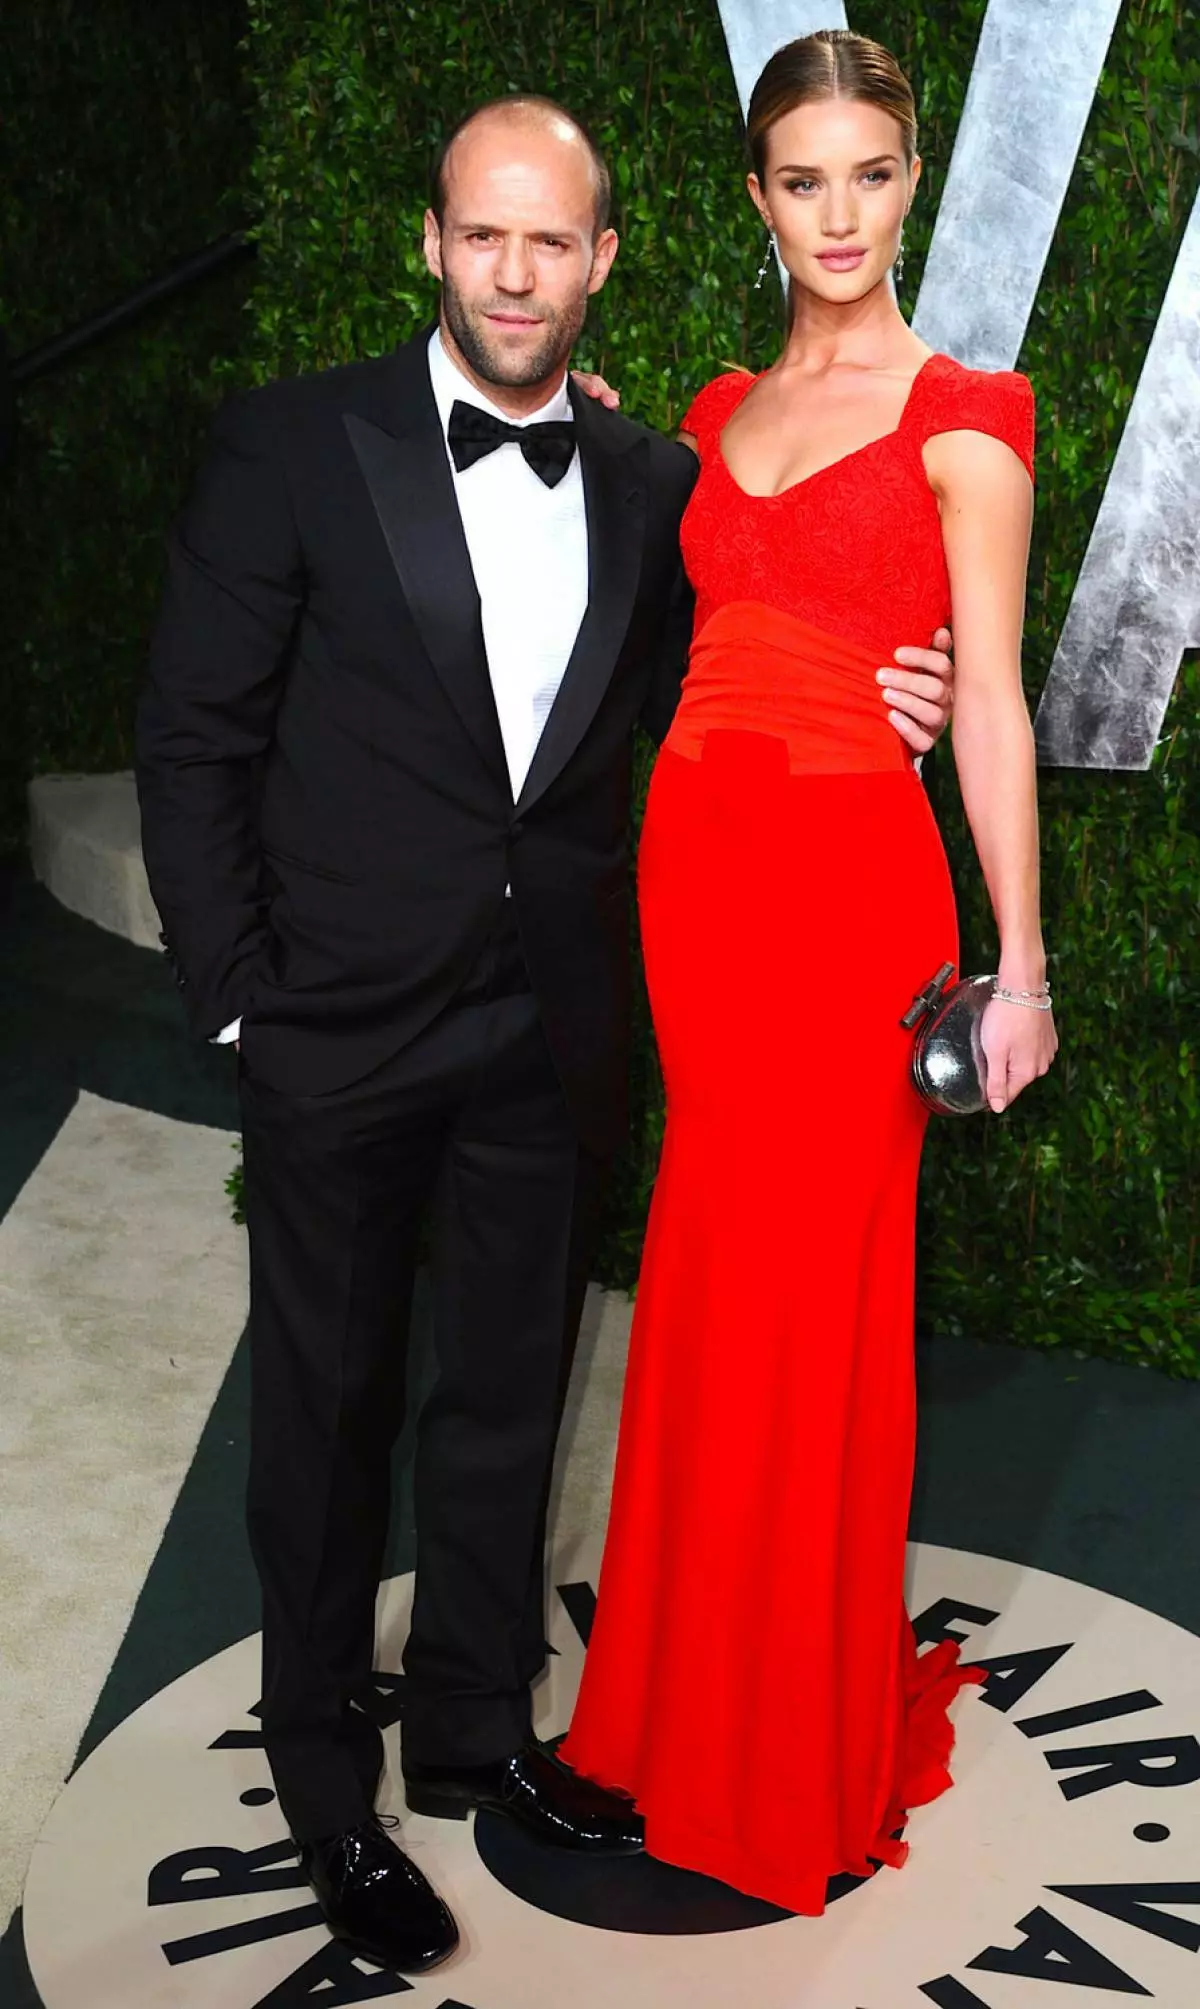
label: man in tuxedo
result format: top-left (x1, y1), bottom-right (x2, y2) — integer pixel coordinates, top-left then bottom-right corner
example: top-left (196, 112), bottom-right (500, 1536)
top-left (137, 94), bottom-right (954, 1974)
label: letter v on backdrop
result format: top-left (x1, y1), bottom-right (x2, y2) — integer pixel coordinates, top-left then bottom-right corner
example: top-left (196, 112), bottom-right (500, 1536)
top-left (714, 0), bottom-right (1199, 770)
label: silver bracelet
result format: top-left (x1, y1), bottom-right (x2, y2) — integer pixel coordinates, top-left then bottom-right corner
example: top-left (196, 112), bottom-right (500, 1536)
top-left (993, 983), bottom-right (1053, 1010)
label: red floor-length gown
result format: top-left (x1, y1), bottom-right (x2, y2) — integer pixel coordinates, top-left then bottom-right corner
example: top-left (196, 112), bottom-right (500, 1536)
top-left (559, 354), bottom-right (1036, 1915)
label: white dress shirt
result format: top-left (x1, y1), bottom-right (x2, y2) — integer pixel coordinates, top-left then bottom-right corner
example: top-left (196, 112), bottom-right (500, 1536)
top-left (214, 329), bottom-right (588, 1045)
top-left (427, 326), bottom-right (588, 798)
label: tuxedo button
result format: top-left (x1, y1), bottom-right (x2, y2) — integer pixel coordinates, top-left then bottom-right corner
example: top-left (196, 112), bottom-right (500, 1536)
top-left (511, 820), bottom-right (524, 838)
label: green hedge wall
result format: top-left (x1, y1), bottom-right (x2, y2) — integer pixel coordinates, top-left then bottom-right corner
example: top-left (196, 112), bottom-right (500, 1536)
top-left (0, 0), bottom-right (252, 854)
top-left (14, 0), bottom-right (1195, 1372)
top-left (239, 0), bottom-right (1199, 1373)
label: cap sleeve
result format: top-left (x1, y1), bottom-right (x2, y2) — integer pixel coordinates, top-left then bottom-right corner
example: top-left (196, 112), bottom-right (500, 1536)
top-left (680, 371), bottom-right (754, 459)
top-left (919, 366), bottom-right (1036, 483)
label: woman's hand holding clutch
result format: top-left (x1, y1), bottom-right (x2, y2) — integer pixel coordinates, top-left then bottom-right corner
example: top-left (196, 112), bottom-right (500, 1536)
top-left (980, 994), bottom-right (1058, 1113)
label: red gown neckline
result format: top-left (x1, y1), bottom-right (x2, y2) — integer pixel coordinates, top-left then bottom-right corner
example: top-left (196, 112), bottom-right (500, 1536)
top-left (712, 350), bottom-right (943, 502)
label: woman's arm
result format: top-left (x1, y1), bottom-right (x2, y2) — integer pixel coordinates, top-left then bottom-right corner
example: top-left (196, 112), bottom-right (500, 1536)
top-left (924, 426), bottom-right (1058, 1110)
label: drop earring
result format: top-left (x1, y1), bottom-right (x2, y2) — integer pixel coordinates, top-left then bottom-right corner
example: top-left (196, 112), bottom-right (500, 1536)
top-left (754, 229), bottom-right (775, 290)
top-left (894, 228), bottom-right (906, 286)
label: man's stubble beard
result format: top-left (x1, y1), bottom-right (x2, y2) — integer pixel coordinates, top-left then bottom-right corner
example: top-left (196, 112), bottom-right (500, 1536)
top-left (441, 269), bottom-right (590, 390)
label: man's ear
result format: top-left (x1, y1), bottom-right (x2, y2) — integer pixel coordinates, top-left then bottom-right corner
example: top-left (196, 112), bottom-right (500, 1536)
top-left (587, 227), bottom-right (620, 297)
top-left (423, 208), bottom-right (444, 281)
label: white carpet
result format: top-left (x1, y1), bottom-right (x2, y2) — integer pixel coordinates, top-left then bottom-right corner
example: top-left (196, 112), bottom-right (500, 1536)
top-left (0, 1087), bottom-right (634, 1939)
top-left (0, 1093), bottom-right (247, 1934)
top-left (550, 1280), bottom-right (631, 1543)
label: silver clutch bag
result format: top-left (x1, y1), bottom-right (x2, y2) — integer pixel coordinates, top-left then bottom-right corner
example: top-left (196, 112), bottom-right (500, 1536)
top-left (901, 963), bottom-right (995, 1115)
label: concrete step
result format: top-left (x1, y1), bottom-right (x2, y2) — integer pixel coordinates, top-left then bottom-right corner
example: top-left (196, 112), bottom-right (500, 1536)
top-left (28, 772), bottom-right (160, 950)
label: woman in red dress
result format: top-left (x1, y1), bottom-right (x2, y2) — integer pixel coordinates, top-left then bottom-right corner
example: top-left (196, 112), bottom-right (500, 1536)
top-left (559, 31), bottom-right (1058, 1914)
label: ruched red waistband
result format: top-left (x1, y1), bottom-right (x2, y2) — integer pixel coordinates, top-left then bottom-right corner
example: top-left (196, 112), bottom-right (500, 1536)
top-left (664, 600), bottom-right (912, 776)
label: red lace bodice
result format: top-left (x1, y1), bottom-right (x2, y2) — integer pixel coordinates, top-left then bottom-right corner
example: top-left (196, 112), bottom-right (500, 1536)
top-left (680, 352), bottom-right (1035, 661)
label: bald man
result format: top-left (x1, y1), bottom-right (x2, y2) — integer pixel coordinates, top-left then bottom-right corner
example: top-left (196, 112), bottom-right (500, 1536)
top-left (136, 94), bottom-right (955, 1972)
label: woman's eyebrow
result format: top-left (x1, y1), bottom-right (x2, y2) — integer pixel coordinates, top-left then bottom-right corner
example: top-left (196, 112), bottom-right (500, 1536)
top-left (774, 153), bottom-right (901, 172)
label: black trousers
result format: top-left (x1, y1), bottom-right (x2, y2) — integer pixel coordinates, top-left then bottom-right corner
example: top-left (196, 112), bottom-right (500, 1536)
top-left (238, 907), bottom-right (607, 1841)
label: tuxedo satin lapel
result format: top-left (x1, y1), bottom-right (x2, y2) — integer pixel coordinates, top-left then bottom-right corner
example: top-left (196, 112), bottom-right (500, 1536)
top-left (516, 393), bottom-right (648, 816)
top-left (343, 344), bottom-right (507, 785)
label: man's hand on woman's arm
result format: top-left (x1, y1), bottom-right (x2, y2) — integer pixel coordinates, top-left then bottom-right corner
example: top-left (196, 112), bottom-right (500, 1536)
top-left (880, 626), bottom-right (955, 755)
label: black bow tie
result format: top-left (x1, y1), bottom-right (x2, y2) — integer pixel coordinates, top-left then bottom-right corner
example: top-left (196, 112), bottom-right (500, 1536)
top-left (447, 400), bottom-right (577, 489)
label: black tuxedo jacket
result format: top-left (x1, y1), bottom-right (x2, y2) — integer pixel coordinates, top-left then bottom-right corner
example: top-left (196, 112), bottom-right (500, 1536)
top-left (136, 331), bottom-right (699, 1155)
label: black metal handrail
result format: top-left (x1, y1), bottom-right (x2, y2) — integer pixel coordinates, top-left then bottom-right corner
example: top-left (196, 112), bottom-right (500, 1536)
top-left (9, 231), bottom-right (255, 386)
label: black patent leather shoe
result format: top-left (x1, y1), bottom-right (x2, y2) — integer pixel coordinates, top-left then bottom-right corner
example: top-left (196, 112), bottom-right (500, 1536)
top-left (299, 1817), bottom-right (459, 1974)
top-left (403, 1739), bottom-right (644, 1853)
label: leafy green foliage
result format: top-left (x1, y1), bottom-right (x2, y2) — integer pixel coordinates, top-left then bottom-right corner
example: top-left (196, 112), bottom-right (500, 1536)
top-left (242, 0), bottom-right (1198, 1370)
top-left (241, 0), bottom-right (786, 397)
top-left (0, 0), bottom-right (252, 852)
top-left (9, 0), bottom-right (1200, 1371)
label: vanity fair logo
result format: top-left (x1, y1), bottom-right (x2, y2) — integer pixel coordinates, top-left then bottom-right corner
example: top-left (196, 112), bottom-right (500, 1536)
top-left (21, 1540), bottom-right (1200, 2009)
top-left (717, 0), bottom-right (1200, 772)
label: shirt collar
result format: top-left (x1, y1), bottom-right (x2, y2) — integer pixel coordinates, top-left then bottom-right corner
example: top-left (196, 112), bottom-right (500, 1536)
top-left (427, 326), bottom-right (572, 438)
